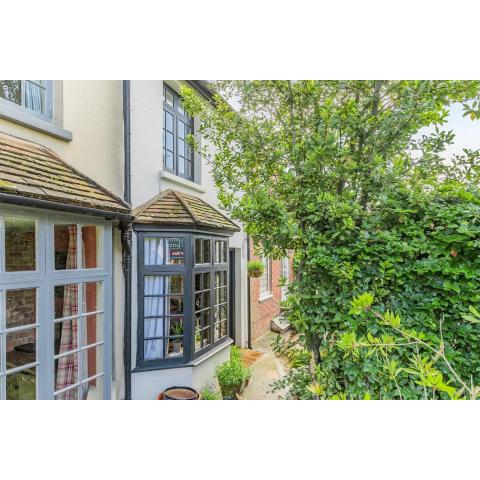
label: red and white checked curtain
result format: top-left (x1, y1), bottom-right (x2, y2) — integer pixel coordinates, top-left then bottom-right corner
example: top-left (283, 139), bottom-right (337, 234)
top-left (55, 226), bottom-right (79, 400)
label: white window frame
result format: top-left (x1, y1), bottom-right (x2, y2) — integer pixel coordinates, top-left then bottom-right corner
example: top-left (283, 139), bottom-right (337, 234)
top-left (0, 80), bottom-right (53, 120)
top-left (259, 257), bottom-right (273, 301)
top-left (0, 205), bottom-right (113, 400)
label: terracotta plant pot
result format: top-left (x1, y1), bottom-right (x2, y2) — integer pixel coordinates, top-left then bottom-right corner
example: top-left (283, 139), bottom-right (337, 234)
top-left (157, 386), bottom-right (199, 400)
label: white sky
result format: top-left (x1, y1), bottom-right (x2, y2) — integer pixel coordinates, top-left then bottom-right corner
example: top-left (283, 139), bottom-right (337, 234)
top-left (420, 102), bottom-right (480, 158)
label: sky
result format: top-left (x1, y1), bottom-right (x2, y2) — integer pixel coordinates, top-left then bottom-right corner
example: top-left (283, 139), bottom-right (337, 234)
top-left (419, 102), bottom-right (480, 159)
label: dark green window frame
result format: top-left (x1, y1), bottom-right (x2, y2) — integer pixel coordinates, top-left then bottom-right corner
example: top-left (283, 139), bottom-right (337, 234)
top-left (163, 84), bottom-right (194, 181)
top-left (136, 229), bottom-right (230, 370)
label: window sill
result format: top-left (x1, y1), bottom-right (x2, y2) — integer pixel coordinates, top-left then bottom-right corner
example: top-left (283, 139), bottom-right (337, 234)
top-left (132, 338), bottom-right (233, 373)
top-left (259, 293), bottom-right (274, 302)
top-left (160, 170), bottom-right (206, 193)
top-left (0, 102), bottom-right (72, 141)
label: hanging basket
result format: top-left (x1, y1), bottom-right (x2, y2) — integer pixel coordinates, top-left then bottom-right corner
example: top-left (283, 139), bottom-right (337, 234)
top-left (247, 260), bottom-right (265, 278)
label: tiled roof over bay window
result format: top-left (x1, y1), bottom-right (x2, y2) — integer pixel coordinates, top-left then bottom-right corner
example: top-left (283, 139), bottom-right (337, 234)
top-left (134, 189), bottom-right (240, 233)
top-left (0, 132), bottom-right (130, 216)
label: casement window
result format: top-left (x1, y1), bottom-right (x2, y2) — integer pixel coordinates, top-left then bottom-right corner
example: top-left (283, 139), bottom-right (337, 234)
top-left (0, 208), bottom-right (112, 400)
top-left (163, 84), bottom-right (194, 181)
top-left (259, 257), bottom-right (272, 299)
top-left (0, 80), bottom-right (52, 119)
top-left (138, 232), bottom-right (229, 368)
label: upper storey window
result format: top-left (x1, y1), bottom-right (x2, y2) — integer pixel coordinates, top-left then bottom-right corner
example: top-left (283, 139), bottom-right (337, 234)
top-left (0, 80), bottom-right (52, 119)
top-left (163, 84), bottom-right (194, 181)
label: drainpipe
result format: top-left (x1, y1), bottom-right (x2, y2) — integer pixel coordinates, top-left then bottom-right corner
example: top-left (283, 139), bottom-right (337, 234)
top-left (122, 80), bottom-right (132, 400)
top-left (247, 235), bottom-right (252, 349)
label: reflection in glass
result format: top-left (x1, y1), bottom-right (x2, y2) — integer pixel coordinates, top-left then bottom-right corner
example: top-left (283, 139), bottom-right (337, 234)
top-left (4, 217), bottom-right (36, 272)
top-left (6, 369), bottom-right (36, 400)
top-left (6, 330), bottom-right (36, 369)
top-left (6, 288), bottom-right (36, 328)
top-left (81, 226), bottom-right (101, 268)
top-left (54, 224), bottom-right (77, 270)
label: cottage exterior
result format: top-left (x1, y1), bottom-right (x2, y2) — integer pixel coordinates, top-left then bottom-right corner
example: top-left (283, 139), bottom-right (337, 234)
top-left (0, 80), bottom-right (289, 400)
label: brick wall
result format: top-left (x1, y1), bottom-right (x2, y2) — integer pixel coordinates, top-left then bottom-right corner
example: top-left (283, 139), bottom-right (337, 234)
top-left (5, 221), bottom-right (37, 353)
top-left (249, 244), bottom-right (294, 341)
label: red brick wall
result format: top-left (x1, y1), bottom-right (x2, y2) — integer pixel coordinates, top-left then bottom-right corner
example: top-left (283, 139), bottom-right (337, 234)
top-left (249, 244), bottom-right (294, 341)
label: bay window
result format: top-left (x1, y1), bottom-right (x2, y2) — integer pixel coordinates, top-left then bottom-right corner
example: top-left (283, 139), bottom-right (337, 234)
top-left (137, 231), bottom-right (230, 368)
top-left (0, 207), bottom-right (112, 400)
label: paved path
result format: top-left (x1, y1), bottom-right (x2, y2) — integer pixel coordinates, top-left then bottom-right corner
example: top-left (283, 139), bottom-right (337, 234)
top-left (240, 331), bottom-right (289, 400)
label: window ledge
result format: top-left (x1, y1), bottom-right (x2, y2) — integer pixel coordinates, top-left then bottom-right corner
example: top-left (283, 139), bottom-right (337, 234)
top-left (160, 170), bottom-right (206, 193)
top-left (132, 338), bottom-right (233, 373)
top-left (0, 102), bottom-right (72, 141)
top-left (191, 338), bottom-right (233, 366)
top-left (259, 293), bottom-right (274, 302)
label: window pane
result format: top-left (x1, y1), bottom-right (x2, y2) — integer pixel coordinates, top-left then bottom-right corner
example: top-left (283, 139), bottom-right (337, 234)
top-left (167, 275), bottom-right (184, 294)
top-left (178, 101), bottom-right (185, 115)
top-left (144, 339), bottom-right (164, 360)
top-left (178, 139), bottom-right (185, 157)
top-left (83, 375), bottom-right (103, 400)
top-left (54, 284), bottom-right (79, 319)
top-left (167, 296), bottom-right (183, 315)
top-left (166, 130), bottom-right (174, 150)
top-left (6, 368), bottom-right (36, 400)
top-left (55, 352), bottom-right (79, 396)
top-left (4, 217), bottom-right (36, 272)
top-left (203, 239), bottom-right (211, 264)
top-left (216, 270), bottom-right (227, 288)
top-left (144, 237), bottom-right (163, 265)
top-left (6, 288), bottom-right (36, 328)
top-left (84, 345), bottom-right (103, 380)
top-left (178, 156), bottom-right (185, 174)
top-left (144, 317), bottom-right (165, 339)
top-left (6, 329), bottom-right (36, 369)
top-left (165, 90), bottom-right (174, 107)
top-left (167, 337), bottom-right (183, 357)
top-left (82, 282), bottom-right (103, 314)
top-left (82, 314), bottom-right (103, 347)
top-left (0, 80), bottom-right (21, 104)
top-left (195, 238), bottom-right (203, 264)
top-left (81, 226), bottom-right (101, 268)
top-left (165, 150), bottom-right (174, 169)
top-left (54, 319), bottom-right (78, 356)
top-left (54, 224), bottom-right (77, 270)
top-left (24, 80), bottom-right (46, 114)
top-left (215, 241), bottom-right (227, 263)
top-left (166, 237), bottom-right (184, 264)
top-left (200, 328), bottom-right (210, 349)
top-left (178, 121), bottom-right (185, 139)
top-left (185, 160), bottom-right (192, 179)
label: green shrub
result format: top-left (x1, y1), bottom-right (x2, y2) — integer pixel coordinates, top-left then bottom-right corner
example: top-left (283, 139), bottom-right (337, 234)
top-left (215, 346), bottom-right (251, 398)
top-left (287, 185), bottom-right (480, 399)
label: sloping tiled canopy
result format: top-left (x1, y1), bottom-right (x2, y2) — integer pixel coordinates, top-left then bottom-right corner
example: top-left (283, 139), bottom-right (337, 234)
top-left (134, 189), bottom-right (240, 233)
top-left (0, 131), bottom-right (130, 216)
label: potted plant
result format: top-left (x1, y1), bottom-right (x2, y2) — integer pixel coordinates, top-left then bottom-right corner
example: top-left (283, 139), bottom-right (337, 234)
top-left (247, 259), bottom-right (265, 278)
top-left (215, 346), bottom-right (251, 399)
top-left (172, 323), bottom-right (183, 353)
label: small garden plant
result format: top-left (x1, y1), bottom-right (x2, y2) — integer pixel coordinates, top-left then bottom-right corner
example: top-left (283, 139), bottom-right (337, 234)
top-left (247, 259), bottom-right (265, 278)
top-left (200, 384), bottom-right (222, 400)
top-left (215, 346), bottom-right (251, 399)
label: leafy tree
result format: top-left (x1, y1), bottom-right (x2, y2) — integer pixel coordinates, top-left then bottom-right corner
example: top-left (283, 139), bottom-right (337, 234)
top-left (182, 81), bottom-right (480, 398)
